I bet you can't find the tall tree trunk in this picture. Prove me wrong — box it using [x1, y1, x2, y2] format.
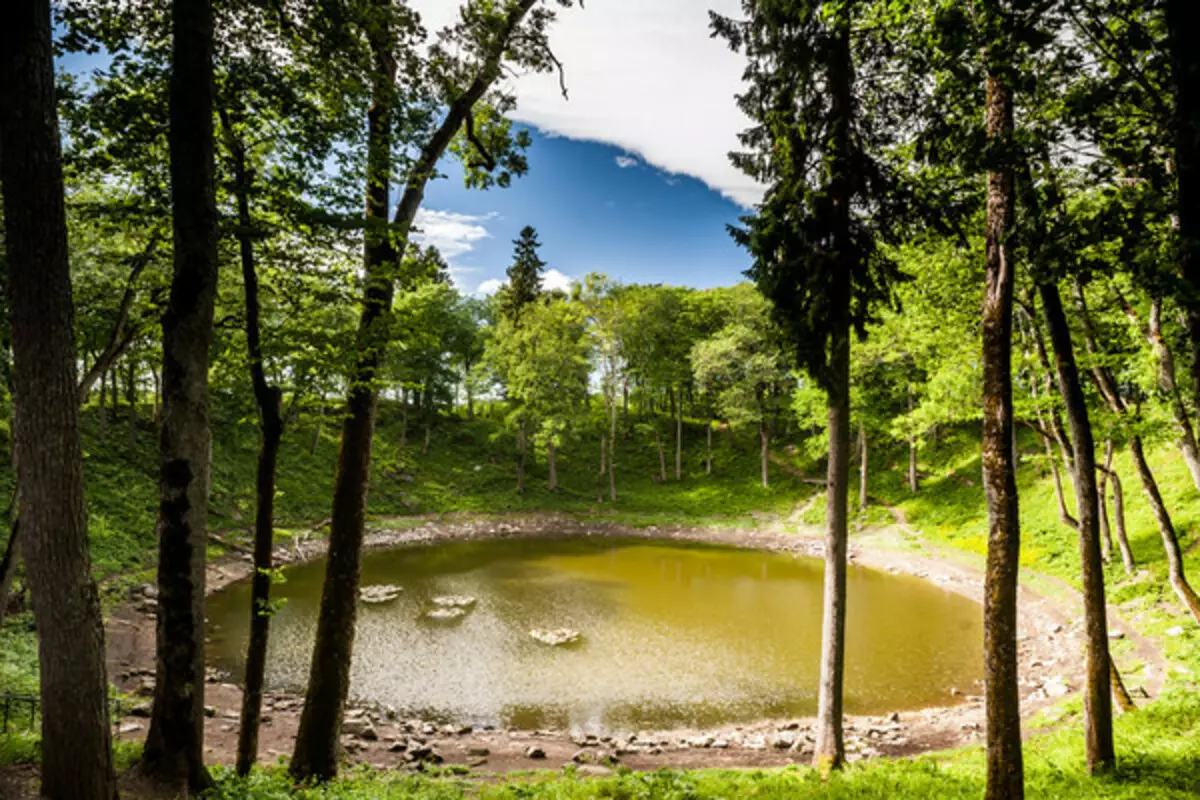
[1166, 0, 1200, 434]
[597, 434, 606, 502]
[1141, 296, 1200, 491]
[858, 423, 868, 511]
[0, 520, 19, 632]
[220, 113, 287, 777]
[609, 397, 618, 502]
[98, 367, 108, 443]
[675, 386, 682, 480]
[548, 440, 557, 491]
[517, 421, 527, 493]
[706, 409, 713, 475]
[400, 387, 409, 446]
[1101, 451, 1136, 576]
[422, 419, 431, 456]
[813, 12, 851, 772]
[1128, 436, 1200, 623]
[760, 421, 769, 489]
[142, 0, 219, 790]
[289, 6, 397, 780]
[1039, 281, 1114, 773]
[128, 357, 138, 451]
[656, 426, 667, 482]
[981, 46, 1024, 800]
[0, 2, 118, 794]
[1097, 444, 1114, 563]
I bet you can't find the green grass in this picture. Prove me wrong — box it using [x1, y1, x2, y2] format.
[5, 406, 1200, 797]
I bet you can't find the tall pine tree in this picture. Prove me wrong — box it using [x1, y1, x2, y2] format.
[504, 225, 546, 322]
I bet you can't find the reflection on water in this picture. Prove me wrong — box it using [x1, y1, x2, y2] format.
[207, 537, 982, 731]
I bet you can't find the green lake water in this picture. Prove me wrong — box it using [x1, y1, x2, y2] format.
[206, 536, 983, 732]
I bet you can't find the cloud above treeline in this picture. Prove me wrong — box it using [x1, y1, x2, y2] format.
[477, 269, 575, 297]
[409, 0, 761, 208]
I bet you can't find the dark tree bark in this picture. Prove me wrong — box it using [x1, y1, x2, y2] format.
[141, 0, 219, 790]
[0, 520, 19, 632]
[1109, 657, 1136, 713]
[675, 386, 682, 480]
[1039, 282, 1114, 773]
[981, 48, 1024, 800]
[760, 421, 769, 488]
[0, 2, 118, 795]
[547, 440, 557, 491]
[221, 113, 287, 777]
[128, 357, 139, 451]
[1166, 0, 1200, 433]
[858, 423, 868, 511]
[813, 12, 852, 773]
[291, 0, 545, 781]
[289, 4, 396, 780]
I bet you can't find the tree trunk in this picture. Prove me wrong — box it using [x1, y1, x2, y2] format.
[0, 2, 118, 793]
[981, 51, 1024, 800]
[1097, 442, 1113, 563]
[128, 357, 138, 451]
[517, 421, 527, 493]
[0, 520, 19, 632]
[675, 386, 682, 480]
[813, 13, 851, 773]
[706, 410, 713, 475]
[400, 387, 409, 446]
[1039, 281, 1114, 773]
[1166, 0, 1200, 437]
[597, 434, 606, 502]
[1110, 657, 1136, 714]
[656, 426, 667, 482]
[1128, 435, 1200, 623]
[152, 365, 160, 422]
[289, 6, 398, 781]
[422, 419, 431, 456]
[548, 440, 557, 491]
[760, 422, 769, 489]
[219, 112, 288, 777]
[609, 397, 618, 502]
[1104, 456, 1136, 576]
[98, 367, 108, 443]
[1143, 296, 1200, 491]
[141, 0, 219, 790]
[858, 423, 868, 511]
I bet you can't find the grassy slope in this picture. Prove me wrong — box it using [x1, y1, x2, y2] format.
[3, 406, 1200, 797]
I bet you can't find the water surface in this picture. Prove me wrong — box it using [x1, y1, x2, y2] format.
[207, 536, 982, 731]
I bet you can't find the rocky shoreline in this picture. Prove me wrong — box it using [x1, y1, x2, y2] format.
[104, 513, 1136, 773]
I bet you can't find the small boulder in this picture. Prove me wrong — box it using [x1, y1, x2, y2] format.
[359, 585, 404, 604]
[530, 628, 581, 646]
[524, 745, 547, 760]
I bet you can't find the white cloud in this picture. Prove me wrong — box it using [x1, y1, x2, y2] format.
[615, 155, 639, 169]
[473, 269, 575, 297]
[409, 0, 762, 208]
[543, 269, 575, 293]
[411, 209, 495, 260]
[477, 278, 505, 296]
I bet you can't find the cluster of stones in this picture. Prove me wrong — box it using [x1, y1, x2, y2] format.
[423, 595, 477, 621]
[359, 584, 404, 604]
[529, 628, 581, 646]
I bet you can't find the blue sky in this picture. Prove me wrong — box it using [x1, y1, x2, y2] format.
[417, 128, 752, 294]
[57, 0, 761, 294]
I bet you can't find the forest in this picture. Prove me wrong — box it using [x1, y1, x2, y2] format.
[2, 0, 1200, 798]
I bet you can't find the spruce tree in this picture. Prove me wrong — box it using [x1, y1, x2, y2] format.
[505, 225, 547, 322]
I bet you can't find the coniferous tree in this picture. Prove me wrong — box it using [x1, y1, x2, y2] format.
[505, 225, 547, 322]
[713, 0, 906, 771]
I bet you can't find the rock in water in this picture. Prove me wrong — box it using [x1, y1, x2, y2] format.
[530, 628, 581, 646]
[359, 585, 403, 604]
[431, 595, 477, 609]
[423, 606, 468, 621]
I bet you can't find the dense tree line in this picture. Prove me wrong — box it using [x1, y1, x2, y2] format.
[3, 0, 1200, 797]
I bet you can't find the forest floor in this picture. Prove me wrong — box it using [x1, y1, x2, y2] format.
[2, 409, 1200, 797]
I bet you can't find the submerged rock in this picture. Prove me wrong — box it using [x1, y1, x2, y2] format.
[530, 628, 581, 646]
[432, 595, 477, 608]
[359, 585, 404, 604]
[424, 606, 468, 621]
